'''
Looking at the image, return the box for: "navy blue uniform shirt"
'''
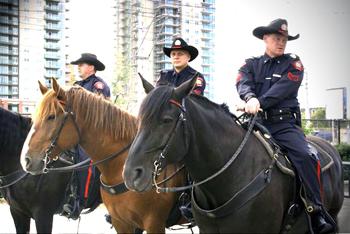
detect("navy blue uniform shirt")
[74,74,111,98]
[156,66,206,95]
[236,53,304,110]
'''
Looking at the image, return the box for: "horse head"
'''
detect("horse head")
[123,75,197,192]
[21,79,80,175]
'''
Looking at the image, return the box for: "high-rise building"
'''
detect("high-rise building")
[0,0,67,114]
[114,0,215,113]
[0,0,20,111]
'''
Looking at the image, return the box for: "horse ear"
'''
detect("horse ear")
[38,80,48,95]
[138,72,154,94]
[174,74,198,100]
[51,78,67,102]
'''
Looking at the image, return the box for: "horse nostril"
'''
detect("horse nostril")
[25,156,32,170]
[134,167,144,180]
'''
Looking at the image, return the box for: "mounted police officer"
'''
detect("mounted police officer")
[71,53,110,98]
[61,53,110,219]
[157,37,206,95]
[236,19,335,233]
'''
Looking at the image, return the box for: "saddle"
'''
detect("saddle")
[251,124,336,233]
[251,122,334,177]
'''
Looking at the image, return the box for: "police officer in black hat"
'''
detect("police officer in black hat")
[61,53,110,219]
[236,19,335,233]
[71,53,111,98]
[156,37,206,95]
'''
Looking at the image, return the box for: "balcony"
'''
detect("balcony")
[44,43,60,50]
[45,33,60,41]
[45,14,60,21]
[45,24,61,31]
[44,53,60,59]
[44,5,60,12]
[0,28,18,35]
[0,0,18,5]
[0,8,18,16]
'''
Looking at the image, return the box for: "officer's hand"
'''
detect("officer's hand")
[245,97,261,114]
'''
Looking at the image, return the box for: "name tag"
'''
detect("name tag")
[272,74,281,78]
[265,77,271,80]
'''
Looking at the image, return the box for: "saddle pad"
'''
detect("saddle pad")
[253,131,334,177]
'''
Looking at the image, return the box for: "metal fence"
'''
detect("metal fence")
[303,119,350,144]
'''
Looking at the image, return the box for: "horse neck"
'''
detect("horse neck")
[75,108,136,185]
[184,99,267,207]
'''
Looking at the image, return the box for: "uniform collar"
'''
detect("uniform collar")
[263,53,285,64]
[81,74,96,83]
[172,65,193,76]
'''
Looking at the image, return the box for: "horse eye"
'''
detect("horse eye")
[162,116,173,124]
[47,115,55,121]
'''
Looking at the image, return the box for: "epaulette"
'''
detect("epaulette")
[287,53,300,61]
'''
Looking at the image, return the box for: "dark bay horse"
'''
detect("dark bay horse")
[0,107,73,233]
[122,76,344,233]
[20,79,187,233]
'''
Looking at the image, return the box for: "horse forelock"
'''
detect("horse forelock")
[139,85,173,127]
[67,87,137,141]
[34,89,64,127]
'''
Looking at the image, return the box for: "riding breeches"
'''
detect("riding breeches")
[263,121,322,207]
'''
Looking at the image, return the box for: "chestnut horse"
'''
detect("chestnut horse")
[20,79,187,233]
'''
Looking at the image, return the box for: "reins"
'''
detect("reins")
[153,98,259,193]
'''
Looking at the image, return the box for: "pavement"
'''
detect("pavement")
[0,183,349,233]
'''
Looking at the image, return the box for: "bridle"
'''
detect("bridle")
[152,97,259,193]
[41,98,131,173]
[42,100,81,173]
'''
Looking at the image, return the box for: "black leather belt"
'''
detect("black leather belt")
[260,108,296,123]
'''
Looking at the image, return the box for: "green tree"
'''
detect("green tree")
[112,53,131,110]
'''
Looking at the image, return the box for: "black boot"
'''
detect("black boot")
[312,212,335,234]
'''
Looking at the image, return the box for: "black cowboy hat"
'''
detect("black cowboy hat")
[253,18,300,41]
[70,53,105,71]
[163,38,198,62]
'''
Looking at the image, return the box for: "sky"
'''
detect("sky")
[69,0,350,117]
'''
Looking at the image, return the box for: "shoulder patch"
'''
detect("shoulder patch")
[94,81,104,90]
[292,60,304,71]
[196,76,204,87]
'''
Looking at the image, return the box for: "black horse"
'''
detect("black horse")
[123,76,344,233]
[0,107,75,233]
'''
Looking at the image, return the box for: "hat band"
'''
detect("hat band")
[278,29,288,36]
[172,45,182,48]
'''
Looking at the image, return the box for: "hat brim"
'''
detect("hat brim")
[71,58,105,71]
[163,46,198,62]
[253,26,300,41]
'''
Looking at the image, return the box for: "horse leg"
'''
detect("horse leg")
[33,213,54,234]
[10,207,31,234]
[111,217,135,234]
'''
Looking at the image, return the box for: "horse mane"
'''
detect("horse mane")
[35,87,138,141]
[139,85,237,126]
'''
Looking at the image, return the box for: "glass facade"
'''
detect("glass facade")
[0,0,19,99]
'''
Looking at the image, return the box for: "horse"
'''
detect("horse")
[0,107,75,233]
[122,76,344,233]
[20,78,188,233]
